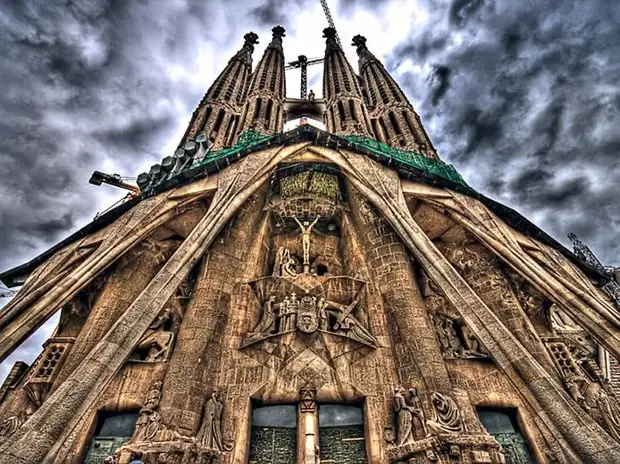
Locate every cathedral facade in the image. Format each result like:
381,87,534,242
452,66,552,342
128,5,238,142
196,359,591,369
0,25,619,464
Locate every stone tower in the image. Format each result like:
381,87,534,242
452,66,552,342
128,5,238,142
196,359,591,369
1,25,620,464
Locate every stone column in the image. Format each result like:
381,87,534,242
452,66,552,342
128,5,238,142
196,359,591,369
298,388,319,464
159,195,267,436
348,190,451,394
53,239,179,387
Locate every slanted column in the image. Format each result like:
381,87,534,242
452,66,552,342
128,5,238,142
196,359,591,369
439,241,561,381
53,239,179,387
348,189,451,393
159,196,266,436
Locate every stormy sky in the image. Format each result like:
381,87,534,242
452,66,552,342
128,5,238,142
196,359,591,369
0,0,618,381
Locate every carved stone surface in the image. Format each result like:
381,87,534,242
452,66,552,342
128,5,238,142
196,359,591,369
196,389,232,452
2,139,620,464
426,392,464,435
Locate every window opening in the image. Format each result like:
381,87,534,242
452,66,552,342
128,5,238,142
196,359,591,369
477,408,534,464
249,405,297,464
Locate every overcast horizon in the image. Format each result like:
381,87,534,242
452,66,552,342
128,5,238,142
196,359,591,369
0,0,618,382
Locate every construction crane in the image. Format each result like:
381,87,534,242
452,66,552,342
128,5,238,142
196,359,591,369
285,55,324,99
88,171,140,195
320,0,343,49
284,0,342,99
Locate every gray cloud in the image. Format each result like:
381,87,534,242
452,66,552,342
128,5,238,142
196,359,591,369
388,0,620,263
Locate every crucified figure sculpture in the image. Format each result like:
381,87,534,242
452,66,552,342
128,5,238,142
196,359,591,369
293,215,320,273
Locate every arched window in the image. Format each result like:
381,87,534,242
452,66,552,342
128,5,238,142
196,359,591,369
477,408,534,464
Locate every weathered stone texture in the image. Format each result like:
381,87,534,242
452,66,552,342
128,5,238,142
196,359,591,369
1,146,619,464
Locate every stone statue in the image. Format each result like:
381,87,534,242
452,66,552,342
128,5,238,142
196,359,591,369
144,411,193,443
280,293,299,332
274,247,298,278
135,306,181,362
103,453,119,464
0,406,34,442
324,298,378,346
407,388,428,438
250,295,278,335
461,324,489,357
426,392,463,434
433,315,463,357
318,297,329,331
293,215,320,272
144,381,163,410
562,368,585,402
392,387,415,446
549,304,581,332
197,389,232,452
308,89,315,101
582,381,620,441
131,380,187,444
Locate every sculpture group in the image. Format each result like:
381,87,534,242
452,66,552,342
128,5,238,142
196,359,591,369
108,381,232,462
247,290,377,346
391,387,463,447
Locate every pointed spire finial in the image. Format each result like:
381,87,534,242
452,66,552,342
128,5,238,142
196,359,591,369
233,31,259,66
323,27,340,52
272,25,286,38
267,26,286,52
352,34,374,69
244,32,259,47
352,35,367,49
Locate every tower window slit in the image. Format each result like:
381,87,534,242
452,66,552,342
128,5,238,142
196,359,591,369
274,106,281,130
253,98,262,121
227,116,239,145
371,119,381,141
265,99,273,128
349,100,358,122
337,101,346,129
223,116,235,145
379,117,389,139
389,111,402,135
201,106,213,132
402,110,417,136
212,109,225,134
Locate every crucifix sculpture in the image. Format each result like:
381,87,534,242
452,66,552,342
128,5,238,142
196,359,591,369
293,215,320,273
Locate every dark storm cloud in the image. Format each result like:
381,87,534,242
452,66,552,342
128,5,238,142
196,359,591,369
0,0,264,272
249,0,290,25
389,0,620,264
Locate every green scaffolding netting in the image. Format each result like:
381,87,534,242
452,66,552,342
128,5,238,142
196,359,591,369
192,130,275,168
341,135,468,188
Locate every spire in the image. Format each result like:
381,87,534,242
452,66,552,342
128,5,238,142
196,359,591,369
322,28,372,137
352,35,438,158
237,26,287,136
180,32,259,148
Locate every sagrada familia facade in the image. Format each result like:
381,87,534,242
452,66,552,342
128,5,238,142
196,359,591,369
0,24,619,464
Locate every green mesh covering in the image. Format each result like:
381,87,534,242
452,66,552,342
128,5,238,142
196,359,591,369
341,135,468,187
192,130,275,168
